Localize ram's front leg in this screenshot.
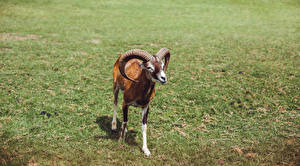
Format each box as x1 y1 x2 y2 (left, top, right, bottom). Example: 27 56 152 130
112 85 119 130
141 105 150 156
119 102 128 140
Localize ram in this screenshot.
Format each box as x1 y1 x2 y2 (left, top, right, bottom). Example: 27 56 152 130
112 48 170 156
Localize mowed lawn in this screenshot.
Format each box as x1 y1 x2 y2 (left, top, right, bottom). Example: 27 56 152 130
0 0 299 165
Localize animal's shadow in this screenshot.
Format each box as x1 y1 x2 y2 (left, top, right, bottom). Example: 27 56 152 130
95 116 138 146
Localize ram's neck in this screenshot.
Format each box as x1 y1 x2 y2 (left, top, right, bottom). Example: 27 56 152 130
140 69 154 84
139 69 155 95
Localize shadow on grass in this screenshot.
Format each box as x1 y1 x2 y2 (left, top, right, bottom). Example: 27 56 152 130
95 116 138 146
0 131 29 166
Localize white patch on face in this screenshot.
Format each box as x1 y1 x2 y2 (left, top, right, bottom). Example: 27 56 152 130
146 63 154 72
160 70 166 78
156 70 167 84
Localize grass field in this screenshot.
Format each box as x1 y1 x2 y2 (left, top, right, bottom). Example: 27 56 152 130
0 0 299 165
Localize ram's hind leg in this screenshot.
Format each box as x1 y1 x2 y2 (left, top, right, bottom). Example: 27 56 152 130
112 85 119 130
119 102 128 140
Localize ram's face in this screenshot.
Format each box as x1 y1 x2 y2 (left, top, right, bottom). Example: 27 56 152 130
143 58 166 84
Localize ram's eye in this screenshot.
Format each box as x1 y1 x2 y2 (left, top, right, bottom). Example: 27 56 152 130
147 67 152 70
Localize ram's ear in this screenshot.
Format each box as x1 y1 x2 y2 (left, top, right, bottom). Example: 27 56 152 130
139 62 147 69
139 62 154 72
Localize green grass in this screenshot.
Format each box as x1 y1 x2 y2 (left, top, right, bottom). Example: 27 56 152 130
0 0 299 165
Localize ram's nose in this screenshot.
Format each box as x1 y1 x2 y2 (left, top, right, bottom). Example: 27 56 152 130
159 76 167 84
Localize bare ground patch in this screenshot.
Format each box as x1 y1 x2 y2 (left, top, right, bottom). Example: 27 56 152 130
0 33 40 41
86 39 101 44
0 47 12 52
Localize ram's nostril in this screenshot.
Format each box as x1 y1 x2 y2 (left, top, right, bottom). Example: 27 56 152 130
161 77 166 81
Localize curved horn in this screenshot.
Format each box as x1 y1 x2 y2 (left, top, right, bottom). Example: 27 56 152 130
119 49 153 82
156 48 170 72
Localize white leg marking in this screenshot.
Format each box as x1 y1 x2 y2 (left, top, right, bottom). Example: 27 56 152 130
119 122 128 140
142 124 150 156
112 104 117 130
142 106 150 156
156 70 167 84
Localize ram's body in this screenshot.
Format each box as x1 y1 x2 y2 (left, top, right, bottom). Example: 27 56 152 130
111 48 170 156
113 58 155 107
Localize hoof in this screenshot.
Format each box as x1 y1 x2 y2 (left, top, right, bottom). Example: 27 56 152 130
142 147 151 156
111 121 117 130
119 136 125 142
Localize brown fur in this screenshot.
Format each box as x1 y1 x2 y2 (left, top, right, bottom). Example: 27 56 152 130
113 56 155 108
112 49 170 155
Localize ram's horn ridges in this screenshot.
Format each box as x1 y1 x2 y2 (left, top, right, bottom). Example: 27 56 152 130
155 48 170 72
119 49 153 82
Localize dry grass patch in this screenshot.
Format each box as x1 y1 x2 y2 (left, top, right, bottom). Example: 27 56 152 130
0 33 39 41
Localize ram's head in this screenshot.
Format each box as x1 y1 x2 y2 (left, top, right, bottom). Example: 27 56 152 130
118 48 170 84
